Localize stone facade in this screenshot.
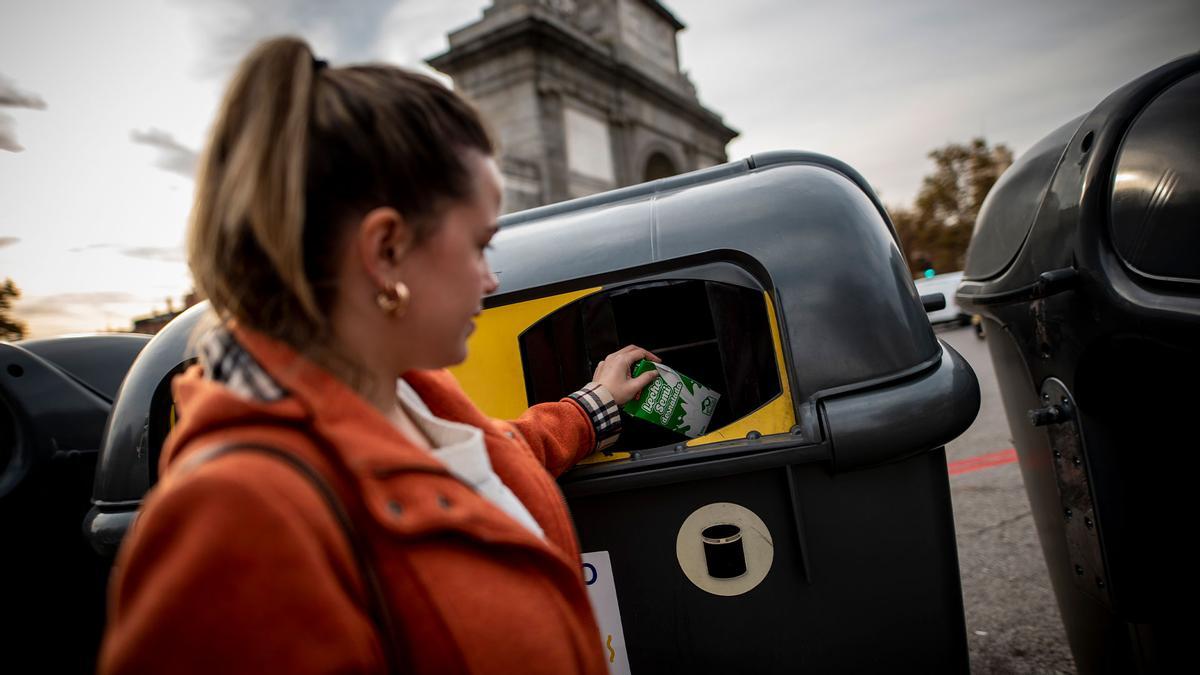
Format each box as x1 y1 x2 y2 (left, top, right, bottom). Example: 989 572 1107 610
428 0 737 212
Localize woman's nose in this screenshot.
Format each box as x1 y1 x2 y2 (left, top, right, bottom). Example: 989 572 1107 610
483 268 500 295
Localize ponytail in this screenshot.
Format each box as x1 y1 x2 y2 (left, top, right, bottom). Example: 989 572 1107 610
188 35 494 350
189 37 322 327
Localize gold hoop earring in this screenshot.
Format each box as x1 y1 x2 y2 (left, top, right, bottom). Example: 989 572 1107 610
393 281 410 315
375 281 411 317
375 290 398 313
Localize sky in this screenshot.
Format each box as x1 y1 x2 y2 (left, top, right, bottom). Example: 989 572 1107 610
1 0 1196 338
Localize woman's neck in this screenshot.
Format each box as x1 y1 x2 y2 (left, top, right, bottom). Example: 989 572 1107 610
305 340 434 449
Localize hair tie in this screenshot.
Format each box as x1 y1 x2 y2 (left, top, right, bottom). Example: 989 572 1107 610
312 57 328 72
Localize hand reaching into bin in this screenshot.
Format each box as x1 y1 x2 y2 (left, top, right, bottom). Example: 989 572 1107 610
591 345 662 405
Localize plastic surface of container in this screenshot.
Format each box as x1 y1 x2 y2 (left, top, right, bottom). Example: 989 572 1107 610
1 333 149 673
958 53 1200 674
89 151 980 672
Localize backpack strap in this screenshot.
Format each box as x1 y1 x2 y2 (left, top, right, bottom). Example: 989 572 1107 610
179 442 402 674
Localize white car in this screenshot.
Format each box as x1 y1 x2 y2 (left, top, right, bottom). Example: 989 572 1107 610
915 271 973 326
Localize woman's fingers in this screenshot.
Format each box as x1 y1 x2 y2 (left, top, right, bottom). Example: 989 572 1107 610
588 345 663 405
602 368 657 406
622 344 660 361
593 346 650 378
614 345 660 368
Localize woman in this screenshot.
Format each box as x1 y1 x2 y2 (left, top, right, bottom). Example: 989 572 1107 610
100 36 659 674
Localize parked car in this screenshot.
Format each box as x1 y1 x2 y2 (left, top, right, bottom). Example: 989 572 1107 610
916 271 972 326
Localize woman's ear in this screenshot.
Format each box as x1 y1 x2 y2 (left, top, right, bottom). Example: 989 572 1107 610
354 206 414 287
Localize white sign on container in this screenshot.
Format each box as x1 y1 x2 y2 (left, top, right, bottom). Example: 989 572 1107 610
581 550 632 675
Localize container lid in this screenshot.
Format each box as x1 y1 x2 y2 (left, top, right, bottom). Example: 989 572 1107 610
964 116 1081 281
1109 71 1200 284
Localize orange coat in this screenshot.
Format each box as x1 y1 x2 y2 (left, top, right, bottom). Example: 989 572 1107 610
99 326 608 674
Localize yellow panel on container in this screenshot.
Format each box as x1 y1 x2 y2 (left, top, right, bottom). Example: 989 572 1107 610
450 286 794 465
577 449 633 465
685 291 795 446
449 287 601 421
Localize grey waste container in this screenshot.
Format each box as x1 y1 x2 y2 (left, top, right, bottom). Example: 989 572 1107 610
958 53 1200 674
0 333 149 674
88 152 981 672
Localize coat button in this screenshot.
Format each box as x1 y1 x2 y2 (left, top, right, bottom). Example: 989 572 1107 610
437 495 452 510
387 501 403 516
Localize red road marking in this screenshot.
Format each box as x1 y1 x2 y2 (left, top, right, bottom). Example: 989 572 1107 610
948 448 1018 476
949 448 1015 468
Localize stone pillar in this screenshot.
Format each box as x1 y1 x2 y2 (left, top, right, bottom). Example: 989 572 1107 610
536 84 570 204
427 0 738 211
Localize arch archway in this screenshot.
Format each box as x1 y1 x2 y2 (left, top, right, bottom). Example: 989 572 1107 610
643 152 678 182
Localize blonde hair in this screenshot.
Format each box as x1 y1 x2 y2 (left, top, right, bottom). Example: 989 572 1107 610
188 36 493 350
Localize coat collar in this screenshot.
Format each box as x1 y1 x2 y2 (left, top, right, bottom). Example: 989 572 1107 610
161 323 581 567
223 324 461 476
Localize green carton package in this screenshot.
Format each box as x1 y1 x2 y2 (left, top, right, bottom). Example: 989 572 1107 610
621 359 721 438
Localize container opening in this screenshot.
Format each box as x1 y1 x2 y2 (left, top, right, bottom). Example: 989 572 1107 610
518 279 781 453
146 358 196 488
702 524 742 542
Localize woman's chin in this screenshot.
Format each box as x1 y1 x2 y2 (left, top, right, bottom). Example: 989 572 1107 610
446 341 470 368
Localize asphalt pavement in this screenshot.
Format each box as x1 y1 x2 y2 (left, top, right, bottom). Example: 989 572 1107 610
939 325 1076 674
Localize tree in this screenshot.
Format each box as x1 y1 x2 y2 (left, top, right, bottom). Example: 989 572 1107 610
1 278 27 341
891 138 1014 277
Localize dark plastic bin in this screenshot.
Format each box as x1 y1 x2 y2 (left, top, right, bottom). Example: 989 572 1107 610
0 334 149 673
461 151 981 671
88 151 981 672
958 53 1200 674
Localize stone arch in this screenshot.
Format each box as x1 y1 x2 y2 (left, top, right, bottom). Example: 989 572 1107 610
630 138 686 186
643 151 678 182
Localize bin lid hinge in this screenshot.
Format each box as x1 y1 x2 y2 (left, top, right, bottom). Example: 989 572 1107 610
965 268 1078 307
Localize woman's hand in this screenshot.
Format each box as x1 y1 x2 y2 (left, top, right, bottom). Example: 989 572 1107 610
592 345 662 406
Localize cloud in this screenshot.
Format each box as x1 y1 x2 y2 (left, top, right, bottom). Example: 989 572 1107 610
679 0 1200 205
136 1 481 174
0 74 47 153
66 242 185 262
0 114 22 152
375 0 486 71
66 243 114 253
121 245 186 263
0 236 19 249
17 291 139 318
130 128 199 178
181 0 410 75
0 75 47 109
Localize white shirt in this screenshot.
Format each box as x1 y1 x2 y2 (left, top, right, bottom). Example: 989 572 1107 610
395 380 545 539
